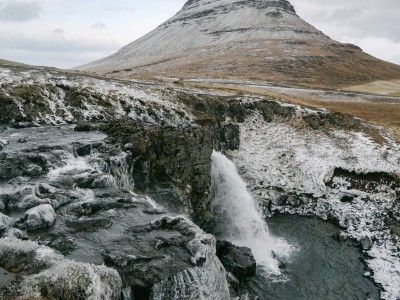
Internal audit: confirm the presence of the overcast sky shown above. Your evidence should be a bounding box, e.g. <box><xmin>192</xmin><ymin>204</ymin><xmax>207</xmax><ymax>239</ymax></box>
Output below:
<box><xmin>0</xmin><ymin>0</ymin><xmax>399</xmax><ymax>68</ymax></box>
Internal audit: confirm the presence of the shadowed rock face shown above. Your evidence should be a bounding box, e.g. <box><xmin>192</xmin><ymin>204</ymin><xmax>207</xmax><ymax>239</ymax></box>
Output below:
<box><xmin>103</xmin><ymin>118</ymin><xmax>214</xmax><ymax>224</ymax></box>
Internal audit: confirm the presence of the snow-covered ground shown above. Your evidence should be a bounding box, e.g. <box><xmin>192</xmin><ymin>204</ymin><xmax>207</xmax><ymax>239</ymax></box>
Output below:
<box><xmin>229</xmin><ymin>114</ymin><xmax>400</xmax><ymax>300</ymax></box>
<box><xmin>0</xmin><ymin>66</ymin><xmax>192</xmax><ymax>126</ymax></box>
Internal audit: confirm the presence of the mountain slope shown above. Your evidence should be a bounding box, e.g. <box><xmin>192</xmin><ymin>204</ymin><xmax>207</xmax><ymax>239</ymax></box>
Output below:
<box><xmin>78</xmin><ymin>0</ymin><xmax>400</xmax><ymax>88</ymax></box>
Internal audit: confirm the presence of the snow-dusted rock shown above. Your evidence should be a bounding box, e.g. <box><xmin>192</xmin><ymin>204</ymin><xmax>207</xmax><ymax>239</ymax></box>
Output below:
<box><xmin>0</xmin><ymin>139</ymin><xmax>8</xmax><ymax>150</ymax></box>
<box><xmin>20</xmin><ymin>204</ymin><xmax>56</xmax><ymax>230</ymax></box>
<box><xmin>3</xmin><ymin>228</ymin><xmax>26</xmax><ymax>239</ymax></box>
<box><xmin>0</xmin><ymin>213</ymin><xmax>15</xmax><ymax>231</ymax></box>
<box><xmin>0</xmin><ymin>237</ymin><xmax>122</xmax><ymax>299</ymax></box>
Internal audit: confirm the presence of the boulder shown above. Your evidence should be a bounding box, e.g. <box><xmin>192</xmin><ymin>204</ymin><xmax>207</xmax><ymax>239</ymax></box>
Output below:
<box><xmin>19</xmin><ymin>204</ymin><xmax>56</xmax><ymax>231</ymax></box>
<box><xmin>0</xmin><ymin>238</ymin><xmax>122</xmax><ymax>300</ymax></box>
<box><xmin>216</xmin><ymin>240</ymin><xmax>256</xmax><ymax>278</ymax></box>
<box><xmin>0</xmin><ymin>213</ymin><xmax>15</xmax><ymax>231</ymax></box>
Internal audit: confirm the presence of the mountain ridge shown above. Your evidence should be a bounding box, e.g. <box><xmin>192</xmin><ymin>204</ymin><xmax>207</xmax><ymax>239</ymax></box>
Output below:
<box><xmin>78</xmin><ymin>0</ymin><xmax>400</xmax><ymax>88</ymax></box>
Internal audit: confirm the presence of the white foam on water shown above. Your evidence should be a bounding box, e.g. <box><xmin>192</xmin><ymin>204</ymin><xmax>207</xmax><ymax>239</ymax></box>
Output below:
<box><xmin>210</xmin><ymin>151</ymin><xmax>296</xmax><ymax>277</ymax></box>
<box><xmin>47</xmin><ymin>154</ymin><xmax>93</xmax><ymax>180</ymax></box>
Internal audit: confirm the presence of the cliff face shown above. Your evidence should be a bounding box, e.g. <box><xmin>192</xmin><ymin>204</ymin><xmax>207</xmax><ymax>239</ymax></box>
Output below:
<box><xmin>78</xmin><ymin>0</ymin><xmax>400</xmax><ymax>88</ymax></box>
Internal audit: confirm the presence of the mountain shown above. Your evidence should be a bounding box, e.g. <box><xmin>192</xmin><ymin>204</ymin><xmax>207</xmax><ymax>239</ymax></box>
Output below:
<box><xmin>78</xmin><ymin>0</ymin><xmax>400</xmax><ymax>88</ymax></box>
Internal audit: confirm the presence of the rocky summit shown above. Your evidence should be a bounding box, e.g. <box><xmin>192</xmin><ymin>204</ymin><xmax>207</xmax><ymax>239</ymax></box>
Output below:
<box><xmin>79</xmin><ymin>0</ymin><xmax>400</xmax><ymax>88</ymax></box>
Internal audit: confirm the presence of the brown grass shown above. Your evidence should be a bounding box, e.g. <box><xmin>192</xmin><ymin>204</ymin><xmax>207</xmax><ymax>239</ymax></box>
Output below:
<box><xmin>345</xmin><ymin>80</ymin><xmax>400</xmax><ymax>97</ymax></box>
<box><xmin>187</xmin><ymin>82</ymin><xmax>400</xmax><ymax>141</ymax></box>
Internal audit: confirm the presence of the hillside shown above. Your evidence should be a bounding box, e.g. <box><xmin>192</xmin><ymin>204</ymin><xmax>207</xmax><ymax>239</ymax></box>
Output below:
<box><xmin>78</xmin><ymin>0</ymin><xmax>400</xmax><ymax>88</ymax></box>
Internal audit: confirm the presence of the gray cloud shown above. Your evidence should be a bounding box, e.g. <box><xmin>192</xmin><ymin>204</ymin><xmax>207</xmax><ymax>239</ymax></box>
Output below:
<box><xmin>0</xmin><ymin>30</ymin><xmax>119</xmax><ymax>68</ymax></box>
<box><xmin>291</xmin><ymin>0</ymin><xmax>400</xmax><ymax>42</ymax></box>
<box><xmin>290</xmin><ymin>0</ymin><xmax>400</xmax><ymax>64</ymax></box>
<box><xmin>90</xmin><ymin>22</ymin><xmax>107</xmax><ymax>30</ymax></box>
<box><xmin>53</xmin><ymin>28</ymin><xmax>64</xmax><ymax>34</ymax></box>
<box><xmin>0</xmin><ymin>1</ymin><xmax>42</xmax><ymax>22</ymax></box>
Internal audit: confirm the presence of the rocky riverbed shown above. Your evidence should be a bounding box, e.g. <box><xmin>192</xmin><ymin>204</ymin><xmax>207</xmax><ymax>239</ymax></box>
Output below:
<box><xmin>0</xmin><ymin>64</ymin><xmax>399</xmax><ymax>299</ymax></box>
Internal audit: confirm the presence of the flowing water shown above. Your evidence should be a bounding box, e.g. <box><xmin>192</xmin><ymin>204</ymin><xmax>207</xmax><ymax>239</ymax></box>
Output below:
<box><xmin>210</xmin><ymin>151</ymin><xmax>295</xmax><ymax>277</ymax></box>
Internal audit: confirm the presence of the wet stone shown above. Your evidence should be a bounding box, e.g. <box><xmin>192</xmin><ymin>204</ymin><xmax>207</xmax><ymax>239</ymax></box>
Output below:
<box><xmin>66</xmin><ymin>217</ymin><xmax>113</xmax><ymax>232</ymax></box>
<box><xmin>216</xmin><ymin>240</ymin><xmax>256</xmax><ymax>279</ymax></box>
<box><xmin>49</xmin><ymin>236</ymin><xmax>77</xmax><ymax>255</ymax></box>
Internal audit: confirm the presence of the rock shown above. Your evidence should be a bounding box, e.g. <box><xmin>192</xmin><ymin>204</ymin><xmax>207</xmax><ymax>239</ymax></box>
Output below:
<box><xmin>334</xmin><ymin>231</ymin><xmax>348</xmax><ymax>242</ymax></box>
<box><xmin>0</xmin><ymin>213</ymin><xmax>15</xmax><ymax>231</ymax></box>
<box><xmin>303</xmin><ymin>114</ymin><xmax>323</xmax><ymax>130</ymax></box>
<box><xmin>18</xmin><ymin>138</ymin><xmax>27</xmax><ymax>143</ymax></box>
<box><xmin>3</xmin><ymin>228</ymin><xmax>26</xmax><ymax>239</ymax></box>
<box><xmin>103</xmin><ymin>118</ymin><xmax>213</xmax><ymax>224</ymax></box>
<box><xmin>25</xmin><ymin>163</ymin><xmax>43</xmax><ymax>177</ymax></box>
<box><xmin>360</xmin><ymin>236</ymin><xmax>373</xmax><ymax>251</ymax></box>
<box><xmin>340</xmin><ymin>193</ymin><xmax>354</xmax><ymax>203</ymax></box>
<box><xmin>216</xmin><ymin>240</ymin><xmax>256</xmax><ymax>278</ymax></box>
<box><xmin>104</xmin><ymin>216</ymin><xmax>229</xmax><ymax>299</ymax></box>
<box><xmin>218</xmin><ymin>123</ymin><xmax>240</xmax><ymax>151</ymax></box>
<box><xmin>0</xmin><ymin>238</ymin><xmax>122</xmax><ymax>299</ymax></box>
<box><xmin>0</xmin><ymin>139</ymin><xmax>8</xmax><ymax>150</ymax></box>
<box><xmin>66</xmin><ymin>217</ymin><xmax>113</xmax><ymax>232</ymax></box>
<box><xmin>91</xmin><ymin>175</ymin><xmax>113</xmax><ymax>188</ymax></box>
<box><xmin>19</xmin><ymin>204</ymin><xmax>56</xmax><ymax>231</ymax></box>
<box><xmin>75</xmin><ymin>144</ymin><xmax>92</xmax><ymax>156</ymax></box>
<box><xmin>74</xmin><ymin>121</ymin><xmax>93</xmax><ymax>132</ymax></box>
<box><xmin>48</xmin><ymin>236</ymin><xmax>77</xmax><ymax>255</ymax></box>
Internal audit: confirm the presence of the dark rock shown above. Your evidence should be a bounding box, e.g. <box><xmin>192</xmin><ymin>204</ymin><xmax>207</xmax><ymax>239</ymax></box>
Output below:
<box><xmin>216</xmin><ymin>240</ymin><xmax>256</xmax><ymax>278</ymax></box>
<box><xmin>326</xmin><ymin>168</ymin><xmax>400</xmax><ymax>193</ymax></box>
<box><xmin>333</xmin><ymin>231</ymin><xmax>348</xmax><ymax>242</ymax></box>
<box><xmin>103</xmin><ymin>117</ymin><xmax>213</xmax><ymax>224</ymax></box>
<box><xmin>303</xmin><ymin>114</ymin><xmax>322</xmax><ymax>130</ymax></box>
<box><xmin>218</xmin><ymin>123</ymin><xmax>240</xmax><ymax>150</ymax></box>
<box><xmin>340</xmin><ymin>193</ymin><xmax>354</xmax><ymax>203</ymax></box>
<box><xmin>66</xmin><ymin>217</ymin><xmax>113</xmax><ymax>232</ymax></box>
<box><xmin>74</xmin><ymin>121</ymin><xmax>94</xmax><ymax>132</ymax></box>
<box><xmin>75</xmin><ymin>144</ymin><xmax>92</xmax><ymax>156</ymax></box>
<box><xmin>49</xmin><ymin>236</ymin><xmax>77</xmax><ymax>255</ymax></box>
<box><xmin>303</xmin><ymin>112</ymin><xmax>362</xmax><ymax>131</ymax></box>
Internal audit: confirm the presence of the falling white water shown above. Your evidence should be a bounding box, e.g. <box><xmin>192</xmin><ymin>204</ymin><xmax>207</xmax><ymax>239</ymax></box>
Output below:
<box><xmin>210</xmin><ymin>151</ymin><xmax>295</xmax><ymax>276</ymax></box>
<box><xmin>107</xmin><ymin>152</ymin><xmax>135</xmax><ymax>192</ymax></box>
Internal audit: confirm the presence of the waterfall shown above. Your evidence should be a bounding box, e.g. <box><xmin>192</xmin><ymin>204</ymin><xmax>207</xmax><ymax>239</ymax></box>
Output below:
<box><xmin>210</xmin><ymin>151</ymin><xmax>294</xmax><ymax>276</ymax></box>
<box><xmin>107</xmin><ymin>152</ymin><xmax>135</xmax><ymax>192</ymax></box>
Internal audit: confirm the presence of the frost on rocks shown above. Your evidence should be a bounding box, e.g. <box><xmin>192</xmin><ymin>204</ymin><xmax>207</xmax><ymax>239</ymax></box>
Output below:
<box><xmin>20</xmin><ymin>204</ymin><xmax>56</xmax><ymax>230</ymax></box>
<box><xmin>150</xmin><ymin>216</ymin><xmax>230</xmax><ymax>300</ymax></box>
<box><xmin>0</xmin><ymin>237</ymin><xmax>122</xmax><ymax>299</ymax></box>
<box><xmin>0</xmin><ymin>213</ymin><xmax>15</xmax><ymax>231</ymax></box>
<box><xmin>0</xmin><ymin>66</ymin><xmax>192</xmax><ymax>127</ymax></box>
<box><xmin>228</xmin><ymin>114</ymin><xmax>400</xmax><ymax>300</ymax></box>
